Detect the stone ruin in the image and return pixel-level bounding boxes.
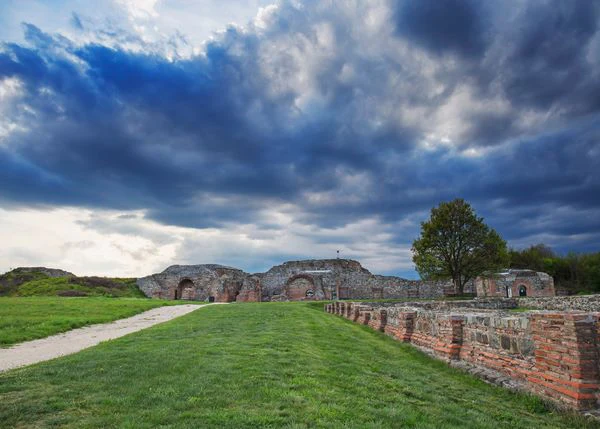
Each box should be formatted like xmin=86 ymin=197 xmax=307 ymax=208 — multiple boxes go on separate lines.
xmin=136 ymin=264 xmax=247 ymax=302
xmin=137 ymin=260 xmax=558 ymax=303
xmin=326 ymin=295 xmax=600 ymax=413
xmin=136 ymin=259 xmax=465 ymax=302
xmin=475 ymin=269 xmax=555 ymax=298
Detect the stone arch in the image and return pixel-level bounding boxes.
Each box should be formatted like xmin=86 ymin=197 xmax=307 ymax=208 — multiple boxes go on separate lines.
xmin=176 ymin=278 xmax=195 ymax=300
xmin=285 ymin=274 xmax=316 ymax=301
xmin=518 ymin=284 xmax=527 ymax=297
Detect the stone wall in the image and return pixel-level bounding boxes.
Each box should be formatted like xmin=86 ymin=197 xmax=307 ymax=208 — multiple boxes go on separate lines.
xmin=138 ymin=259 xmax=473 ymax=302
xmin=475 ymin=270 xmax=555 ymax=298
xmin=359 ymin=298 xmax=519 ymax=311
xmin=253 ymin=259 xmax=458 ymax=302
xmin=459 ymin=312 xmax=534 ymax=383
xmin=137 ymin=264 xmax=246 ymax=302
xmin=326 ymin=299 xmax=600 ymax=412
xmin=236 ymin=275 xmax=262 ymax=302
xmin=519 ymin=295 xmax=600 ymax=312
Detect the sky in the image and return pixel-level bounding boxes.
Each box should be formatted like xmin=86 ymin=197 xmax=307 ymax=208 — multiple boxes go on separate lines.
xmin=1 ymin=0 xmax=599 ymax=278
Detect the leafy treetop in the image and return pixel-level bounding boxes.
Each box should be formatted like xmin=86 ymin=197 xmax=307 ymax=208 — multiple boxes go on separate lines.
xmin=412 ymin=199 xmax=508 ymax=294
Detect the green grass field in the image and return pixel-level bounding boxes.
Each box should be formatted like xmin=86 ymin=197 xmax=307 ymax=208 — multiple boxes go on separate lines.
xmin=0 ymin=270 xmax=146 ymax=298
xmin=12 ymin=276 xmax=145 ymax=298
xmin=0 ymin=302 xmax=595 ymax=428
xmin=0 ymin=297 xmax=179 ymax=347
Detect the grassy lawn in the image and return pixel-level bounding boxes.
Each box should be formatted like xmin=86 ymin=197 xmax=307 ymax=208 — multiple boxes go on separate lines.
xmin=0 ymin=303 xmax=596 ymax=428
xmin=0 ymin=297 xmax=180 ymax=347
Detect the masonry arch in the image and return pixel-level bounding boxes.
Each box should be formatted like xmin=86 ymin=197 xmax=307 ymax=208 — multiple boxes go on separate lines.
xmin=518 ymin=284 xmax=527 ymax=297
xmin=285 ymin=274 xmax=316 ymax=300
xmin=175 ymin=278 xmax=195 ymax=300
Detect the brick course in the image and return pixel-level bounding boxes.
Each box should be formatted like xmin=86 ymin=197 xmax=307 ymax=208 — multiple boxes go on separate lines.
xmin=326 ymin=299 xmax=600 ymax=412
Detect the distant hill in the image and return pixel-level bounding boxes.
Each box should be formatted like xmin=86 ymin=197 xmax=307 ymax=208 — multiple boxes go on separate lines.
xmin=0 ymin=267 xmax=144 ymax=298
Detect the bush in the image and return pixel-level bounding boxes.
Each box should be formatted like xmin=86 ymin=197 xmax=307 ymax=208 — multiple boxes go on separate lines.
xmin=57 ymin=290 xmax=89 ymax=297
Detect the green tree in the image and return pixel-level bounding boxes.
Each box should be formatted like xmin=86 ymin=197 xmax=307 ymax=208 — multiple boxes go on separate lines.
xmin=509 ymin=243 xmax=555 ymax=272
xmin=509 ymin=244 xmax=600 ymax=294
xmin=580 ymin=252 xmax=600 ymax=292
xmin=412 ymin=199 xmax=509 ymax=294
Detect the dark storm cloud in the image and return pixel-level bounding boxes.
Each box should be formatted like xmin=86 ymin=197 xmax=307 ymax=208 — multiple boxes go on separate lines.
xmin=0 ymin=28 xmax=301 ymax=211
xmin=394 ymin=0 xmax=489 ymax=58
xmin=499 ymin=1 xmax=600 ymax=112
xmin=1 ymin=0 xmax=600 ymax=255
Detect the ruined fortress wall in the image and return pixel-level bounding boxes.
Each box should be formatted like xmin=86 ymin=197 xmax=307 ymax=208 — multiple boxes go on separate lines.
xmin=475 ymin=271 xmax=554 ymax=298
xmin=350 ymin=298 xmax=519 ymax=312
xmin=139 ymin=259 xmax=474 ymax=302
xmin=236 ymin=275 xmax=262 ymax=302
xmin=518 ymin=294 xmax=600 ymax=311
xmin=257 ymin=259 xmax=367 ymax=300
xmin=337 ymin=276 xmax=473 ymax=300
xmin=255 ymin=259 xmax=458 ymax=301
xmin=459 ymin=313 xmax=534 ymax=382
xmin=137 ymin=265 xmax=246 ymax=302
xmin=326 ymin=299 xmax=600 ymax=412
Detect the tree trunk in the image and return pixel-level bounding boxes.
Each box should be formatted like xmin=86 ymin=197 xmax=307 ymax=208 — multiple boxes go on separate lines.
xmin=453 ymin=276 xmax=463 ymax=295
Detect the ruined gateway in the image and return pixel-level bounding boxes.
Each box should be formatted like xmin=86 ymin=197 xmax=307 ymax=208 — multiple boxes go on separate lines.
xmin=136 ymin=259 xmax=460 ymax=302
xmin=475 ymin=269 xmax=555 ymax=298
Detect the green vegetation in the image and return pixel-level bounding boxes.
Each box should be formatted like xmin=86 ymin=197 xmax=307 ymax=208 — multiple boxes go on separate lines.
xmin=510 ymin=244 xmax=600 ymax=294
xmin=0 ymin=268 xmax=52 ymax=295
xmin=0 ymin=303 xmax=594 ymax=428
xmin=0 ymin=297 xmax=179 ymax=346
xmin=14 ymin=276 xmax=145 ymax=298
xmin=412 ymin=199 xmax=509 ymax=294
xmin=410 ymin=200 xmax=600 ymax=296
xmin=0 ymin=267 xmax=145 ymax=298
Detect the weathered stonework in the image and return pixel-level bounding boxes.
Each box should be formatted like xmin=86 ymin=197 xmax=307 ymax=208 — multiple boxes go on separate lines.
xmin=519 ymin=295 xmax=600 ymax=312
xmin=326 ymin=297 xmax=600 ymax=412
xmin=247 ymin=259 xmax=459 ymax=302
xmin=136 ymin=264 xmax=246 ymax=302
xmin=236 ymin=275 xmax=262 ymax=302
xmin=138 ymin=259 xmax=473 ymax=302
xmin=475 ymin=269 xmax=555 ymax=298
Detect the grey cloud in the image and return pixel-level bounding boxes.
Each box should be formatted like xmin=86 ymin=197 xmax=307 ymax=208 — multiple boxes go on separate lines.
xmin=0 ymin=0 xmax=599 ymax=265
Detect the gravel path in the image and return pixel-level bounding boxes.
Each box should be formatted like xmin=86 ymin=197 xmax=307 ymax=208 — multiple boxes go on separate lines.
xmin=0 ymin=303 xmax=210 ymax=372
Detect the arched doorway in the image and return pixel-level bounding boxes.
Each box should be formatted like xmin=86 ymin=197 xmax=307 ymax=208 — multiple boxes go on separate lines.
xmin=285 ymin=275 xmax=316 ymax=300
xmin=518 ymin=285 xmax=527 ymax=297
xmin=175 ymin=279 xmax=195 ymax=300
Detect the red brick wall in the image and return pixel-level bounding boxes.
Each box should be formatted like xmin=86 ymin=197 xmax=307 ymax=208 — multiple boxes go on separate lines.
xmin=367 ymin=309 xmax=387 ymax=332
xmin=384 ymin=310 xmax=415 ymax=342
xmin=460 ymin=314 xmax=534 ymax=381
xmin=528 ymin=313 xmax=600 ymax=410
xmin=327 ymin=303 xmax=600 ymax=411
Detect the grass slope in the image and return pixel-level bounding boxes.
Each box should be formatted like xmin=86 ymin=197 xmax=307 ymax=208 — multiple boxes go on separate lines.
xmin=0 ymin=303 xmax=595 ymax=428
xmin=0 ymin=269 xmax=51 ymax=295
xmin=0 ymin=268 xmax=145 ymax=298
xmin=0 ymin=297 xmax=179 ymax=347
xmin=14 ymin=276 xmax=145 ymax=298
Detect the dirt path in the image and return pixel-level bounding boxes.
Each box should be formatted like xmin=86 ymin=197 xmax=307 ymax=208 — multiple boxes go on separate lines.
xmin=0 ymin=303 xmax=211 ymax=372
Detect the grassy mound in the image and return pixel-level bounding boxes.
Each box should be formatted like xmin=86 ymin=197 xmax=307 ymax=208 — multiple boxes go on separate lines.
xmin=0 ymin=268 xmax=144 ymax=298
xmin=0 ymin=268 xmax=54 ymax=295
xmin=0 ymin=303 xmax=594 ymax=428
xmin=15 ymin=276 xmax=145 ymax=298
